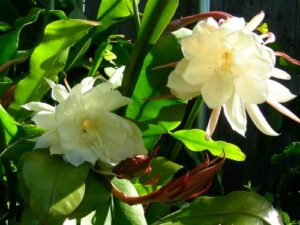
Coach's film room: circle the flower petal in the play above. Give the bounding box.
[181,36,207,60]
[234,75,268,104]
[44,78,69,103]
[22,102,55,112]
[245,103,279,136]
[202,76,233,108]
[64,149,97,167]
[270,68,291,80]
[193,18,219,35]
[223,94,247,136]
[84,83,131,112]
[32,111,55,129]
[167,59,202,100]
[220,17,246,31]
[244,11,265,32]
[267,99,300,124]
[267,80,296,103]
[182,55,216,85]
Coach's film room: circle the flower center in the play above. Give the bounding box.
[221,51,233,71]
[218,50,238,80]
[81,119,97,132]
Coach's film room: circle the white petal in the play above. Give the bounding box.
[202,76,233,108]
[220,17,246,31]
[193,18,219,35]
[22,102,55,112]
[84,84,131,112]
[245,103,279,136]
[206,108,221,139]
[182,55,216,85]
[267,80,296,103]
[244,11,265,32]
[267,99,300,124]
[80,77,96,93]
[51,84,69,103]
[223,94,247,136]
[172,27,192,40]
[32,111,55,129]
[107,65,125,88]
[35,130,58,149]
[63,149,97,167]
[270,68,291,80]
[234,75,268,104]
[167,59,202,100]
[181,35,205,60]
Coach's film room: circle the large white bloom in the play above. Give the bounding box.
[167,12,300,136]
[23,78,147,167]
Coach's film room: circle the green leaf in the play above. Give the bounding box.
[19,150,90,225]
[125,34,186,150]
[271,142,300,164]
[0,105,18,148]
[0,8,66,78]
[97,0,139,31]
[153,191,284,225]
[8,19,99,119]
[170,129,246,161]
[69,173,111,219]
[112,178,147,225]
[121,0,179,97]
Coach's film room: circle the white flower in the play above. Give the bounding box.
[23,78,147,167]
[167,12,300,137]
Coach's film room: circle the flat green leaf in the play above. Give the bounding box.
[153,191,284,225]
[97,0,139,31]
[0,105,17,148]
[112,178,147,225]
[69,173,110,219]
[0,8,66,78]
[20,150,90,225]
[9,19,99,119]
[170,129,246,161]
[125,34,186,150]
[121,0,179,97]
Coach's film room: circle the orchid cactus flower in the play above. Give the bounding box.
[167,12,300,137]
[23,78,147,167]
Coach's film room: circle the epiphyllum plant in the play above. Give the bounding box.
[167,11,300,137]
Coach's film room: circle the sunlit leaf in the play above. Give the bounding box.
[170,129,246,161]
[19,150,90,225]
[97,0,139,31]
[0,8,66,78]
[0,105,17,148]
[9,19,99,119]
[154,191,284,225]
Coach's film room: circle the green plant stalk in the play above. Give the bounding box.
[88,42,109,77]
[170,96,203,161]
[132,0,141,34]
[40,0,54,41]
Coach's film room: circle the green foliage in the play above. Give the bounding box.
[126,34,185,150]
[170,129,246,161]
[153,191,284,225]
[19,150,90,224]
[8,19,98,119]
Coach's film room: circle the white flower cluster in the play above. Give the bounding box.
[23,78,147,167]
[167,12,299,136]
